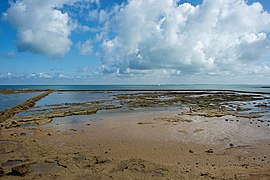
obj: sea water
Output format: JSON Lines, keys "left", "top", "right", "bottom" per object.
{"left": 0, "top": 84, "right": 269, "bottom": 92}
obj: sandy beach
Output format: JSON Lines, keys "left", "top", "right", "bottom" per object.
{"left": 1, "top": 90, "right": 270, "bottom": 179}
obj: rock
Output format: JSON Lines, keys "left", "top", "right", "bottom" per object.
{"left": 10, "top": 133, "right": 18, "bottom": 137}
{"left": 201, "top": 172, "right": 208, "bottom": 176}
{"left": 189, "top": 150, "right": 194, "bottom": 153}
{"left": 0, "top": 167, "right": 4, "bottom": 176}
{"left": 205, "top": 149, "right": 213, "bottom": 154}
{"left": 11, "top": 164, "right": 29, "bottom": 176}
{"left": 11, "top": 121, "right": 18, "bottom": 125}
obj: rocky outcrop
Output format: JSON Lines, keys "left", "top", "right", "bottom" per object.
{"left": 0, "top": 91, "right": 53, "bottom": 123}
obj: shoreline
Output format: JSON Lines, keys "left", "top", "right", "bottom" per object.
{"left": 0, "top": 90, "right": 270, "bottom": 179}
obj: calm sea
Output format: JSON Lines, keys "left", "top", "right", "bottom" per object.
{"left": 0, "top": 84, "right": 270, "bottom": 93}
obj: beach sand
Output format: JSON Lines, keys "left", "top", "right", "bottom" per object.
{"left": 1, "top": 109, "right": 270, "bottom": 179}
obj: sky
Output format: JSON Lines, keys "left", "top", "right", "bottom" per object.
{"left": 0, "top": 0, "right": 270, "bottom": 85}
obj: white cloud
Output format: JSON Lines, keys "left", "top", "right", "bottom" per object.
{"left": 4, "top": 0, "right": 74, "bottom": 58}
{"left": 99, "top": 0, "right": 270, "bottom": 77}
{"left": 77, "top": 39, "right": 93, "bottom": 55}
{"left": 77, "top": 66, "right": 90, "bottom": 73}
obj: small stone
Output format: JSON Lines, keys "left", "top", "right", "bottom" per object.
{"left": 105, "top": 151, "right": 108, "bottom": 154}
{"left": 20, "top": 133, "right": 26, "bottom": 136}
{"left": 45, "top": 159, "right": 55, "bottom": 163}
{"left": 10, "top": 133, "right": 18, "bottom": 137}
{"left": 230, "top": 143, "right": 234, "bottom": 147}
{"left": 11, "top": 164, "right": 29, "bottom": 176}
{"left": 205, "top": 149, "right": 214, "bottom": 154}
{"left": 189, "top": 150, "right": 194, "bottom": 153}
{"left": 201, "top": 173, "right": 208, "bottom": 176}
{"left": 12, "top": 121, "right": 18, "bottom": 125}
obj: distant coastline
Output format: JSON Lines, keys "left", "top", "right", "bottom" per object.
{"left": 0, "top": 84, "right": 270, "bottom": 93}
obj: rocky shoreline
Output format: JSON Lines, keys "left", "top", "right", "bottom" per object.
{"left": 0, "top": 90, "right": 270, "bottom": 179}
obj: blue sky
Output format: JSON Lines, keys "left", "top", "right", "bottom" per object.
{"left": 0, "top": 0, "right": 270, "bottom": 84}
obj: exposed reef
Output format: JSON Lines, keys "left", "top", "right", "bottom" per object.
{"left": 0, "top": 91, "right": 53, "bottom": 123}
{"left": 1, "top": 90, "right": 269, "bottom": 128}
{"left": 114, "top": 91, "right": 269, "bottom": 118}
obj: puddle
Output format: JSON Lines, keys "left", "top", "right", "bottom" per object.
{"left": 2, "top": 160, "right": 23, "bottom": 167}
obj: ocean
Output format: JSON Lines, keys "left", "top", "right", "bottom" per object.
{"left": 0, "top": 84, "right": 270, "bottom": 93}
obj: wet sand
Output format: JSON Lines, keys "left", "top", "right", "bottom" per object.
{"left": 1, "top": 109, "right": 270, "bottom": 179}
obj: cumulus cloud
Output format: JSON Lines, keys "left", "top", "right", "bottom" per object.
{"left": 99, "top": 0, "right": 270, "bottom": 77}
{"left": 77, "top": 39, "right": 93, "bottom": 55}
{"left": 0, "top": 72, "right": 72, "bottom": 80}
{"left": 3, "top": 0, "right": 74, "bottom": 58}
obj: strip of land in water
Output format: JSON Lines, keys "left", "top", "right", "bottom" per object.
{"left": 0, "top": 89, "right": 270, "bottom": 179}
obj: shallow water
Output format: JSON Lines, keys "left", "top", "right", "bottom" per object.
{"left": 0, "top": 92, "right": 42, "bottom": 112}
{"left": 2, "top": 160, "right": 23, "bottom": 167}
{"left": 35, "top": 91, "right": 136, "bottom": 106}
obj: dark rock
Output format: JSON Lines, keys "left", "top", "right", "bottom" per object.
{"left": 201, "top": 172, "right": 208, "bottom": 176}
{"left": 189, "top": 150, "right": 194, "bottom": 153}
{"left": 11, "top": 164, "right": 29, "bottom": 176}
{"left": 0, "top": 167, "right": 4, "bottom": 176}
{"left": 205, "top": 149, "right": 213, "bottom": 154}
{"left": 20, "top": 132, "right": 26, "bottom": 136}
{"left": 230, "top": 144, "right": 234, "bottom": 147}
